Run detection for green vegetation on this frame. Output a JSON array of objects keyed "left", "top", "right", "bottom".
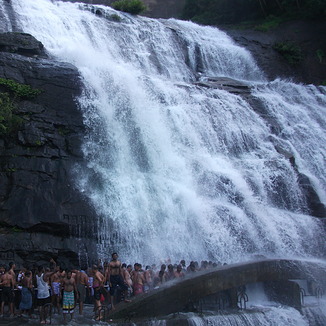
[
  {"left": 254, "top": 15, "right": 284, "bottom": 31},
  {"left": 0, "top": 78, "right": 41, "bottom": 136},
  {"left": 0, "top": 93, "right": 23, "bottom": 136},
  {"left": 0, "top": 78, "right": 42, "bottom": 99},
  {"left": 11, "top": 226, "right": 23, "bottom": 232},
  {"left": 316, "top": 49, "right": 325, "bottom": 63},
  {"left": 4, "top": 168, "right": 17, "bottom": 172},
  {"left": 0, "top": 222, "right": 23, "bottom": 232},
  {"left": 111, "top": 0, "right": 147, "bottom": 15},
  {"left": 109, "top": 13, "right": 122, "bottom": 22},
  {"left": 34, "top": 139, "right": 42, "bottom": 146},
  {"left": 182, "top": 0, "right": 326, "bottom": 27},
  {"left": 58, "top": 126, "right": 70, "bottom": 136},
  {"left": 273, "top": 41, "right": 303, "bottom": 65}
]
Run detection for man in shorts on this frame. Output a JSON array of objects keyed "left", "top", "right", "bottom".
[
  {"left": 36, "top": 266, "right": 54, "bottom": 324},
  {"left": 0, "top": 266, "right": 15, "bottom": 317},
  {"left": 50, "top": 266, "right": 62, "bottom": 314},
  {"left": 61, "top": 270, "right": 77, "bottom": 324},
  {"left": 108, "top": 253, "right": 130, "bottom": 308},
  {"left": 75, "top": 266, "right": 89, "bottom": 315}
]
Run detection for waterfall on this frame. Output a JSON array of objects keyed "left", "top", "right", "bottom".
[
  {"left": 187, "top": 307, "right": 313, "bottom": 326},
  {"left": 3, "top": 0, "right": 326, "bottom": 266}
]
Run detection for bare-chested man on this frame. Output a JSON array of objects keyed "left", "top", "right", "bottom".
[
  {"left": 0, "top": 267, "right": 15, "bottom": 317},
  {"left": 8, "top": 262, "right": 16, "bottom": 283},
  {"left": 75, "top": 266, "right": 89, "bottom": 315},
  {"left": 18, "top": 270, "right": 33, "bottom": 317},
  {"left": 157, "top": 264, "right": 168, "bottom": 284},
  {"left": 122, "top": 264, "right": 133, "bottom": 288},
  {"left": 166, "top": 264, "right": 175, "bottom": 281},
  {"left": 103, "top": 262, "right": 109, "bottom": 284},
  {"left": 121, "top": 263, "right": 133, "bottom": 299},
  {"left": 61, "top": 270, "right": 77, "bottom": 324},
  {"left": 51, "top": 266, "right": 62, "bottom": 314},
  {"left": 108, "top": 253, "right": 130, "bottom": 308},
  {"left": 174, "top": 264, "right": 185, "bottom": 278},
  {"left": 132, "top": 263, "right": 145, "bottom": 296},
  {"left": 8, "top": 262, "right": 16, "bottom": 315},
  {"left": 144, "top": 266, "right": 153, "bottom": 292}
]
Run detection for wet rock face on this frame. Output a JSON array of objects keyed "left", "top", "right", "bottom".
[
  {"left": 0, "top": 32, "right": 45, "bottom": 57},
  {"left": 0, "top": 32, "right": 98, "bottom": 268},
  {"left": 223, "top": 21, "right": 326, "bottom": 85}
]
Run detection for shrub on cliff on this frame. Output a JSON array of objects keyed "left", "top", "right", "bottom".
[
  {"left": 111, "top": 0, "right": 147, "bottom": 15},
  {"left": 0, "top": 78, "right": 41, "bottom": 135},
  {"left": 0, "top": 93, "right": 22, "bottom": 135},
  {"left": 0, "top": 78, "right": 41, "bottom": 99},
  {"left": 273, "top": 42, "right": 303, "bottom": 65}
]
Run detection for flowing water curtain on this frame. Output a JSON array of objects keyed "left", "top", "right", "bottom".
[
  {"left": 252, "top": 81, "right": 326, "bottom": 202},
  {"left": 8, "top": 0, "right": 326, "bottom": 264},
  {"left": 188, "top": 305, "right": 309, "bottom": 325}
]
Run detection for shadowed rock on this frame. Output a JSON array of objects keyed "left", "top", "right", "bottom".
[
  {"left": 0, "top": 32, "right": 46, "bottom": 57},
  {"left": 0, "top": 32, "right": 97, "bottom": 267}
]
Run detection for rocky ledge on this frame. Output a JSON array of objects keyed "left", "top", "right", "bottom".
[
  {"left": 0, "top": 33, "right": 97, "bottom": 268},
  {"left": 223, "top": 20, "right": 326, "bottom": 85}
]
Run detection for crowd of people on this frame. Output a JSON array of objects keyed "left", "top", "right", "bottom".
[{"left": 0, "top": 254, "right": 220, "bottom": 324}]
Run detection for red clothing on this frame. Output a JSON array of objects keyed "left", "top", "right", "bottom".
[{"left": 133, "top": 283, "right": 143, "bottom": 295}]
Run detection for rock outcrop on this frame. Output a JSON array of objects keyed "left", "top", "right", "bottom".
[
  {"left": 0, "top": 33, "right": 98, "bottom": 268},
  {"left": 223, "top": 21, "right": 326, "bottom": 85}
]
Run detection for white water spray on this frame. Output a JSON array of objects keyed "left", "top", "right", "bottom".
[{"left": 3, "top": 0, "right": 326, "bottom": 267}]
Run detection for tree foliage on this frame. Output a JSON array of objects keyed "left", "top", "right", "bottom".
[
  {"left": 273, "top": 41, "right": 303, "bottom": 65},
  {"left": 111, "top": 0, "right": 147, "bottom": 15},
  {"left": 182, "top": 0, "right": 326, "bottom": 25}
]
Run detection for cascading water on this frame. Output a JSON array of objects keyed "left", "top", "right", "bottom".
[
  {"left": 4, "top": 0, "right": 325, "bottom": 263},
  {"left": 1, "top": 0, "right": 326, "bottom": 323}
]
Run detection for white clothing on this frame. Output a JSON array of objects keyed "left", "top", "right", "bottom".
[{"left": 36, "top": 273, "right": 50, "bottom": 299}]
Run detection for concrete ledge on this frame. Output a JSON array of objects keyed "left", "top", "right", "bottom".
[{"left": 109, "top": 259, "right": 326, "bottom": 320}]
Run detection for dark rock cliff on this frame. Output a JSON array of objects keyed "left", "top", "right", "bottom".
[
  {"left": 223, "top": 21, "right": 326, "bottom": 85},
  {"left": 0, "top": 33, "right": 98, "bottom": 269}
]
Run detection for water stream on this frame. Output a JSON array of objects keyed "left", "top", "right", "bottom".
[
  {"left": 4, "top": 0, "right": 326, "bottom": 264},
  {"left": 1, "top": 0, "right": 326, "bottom": 324}
]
